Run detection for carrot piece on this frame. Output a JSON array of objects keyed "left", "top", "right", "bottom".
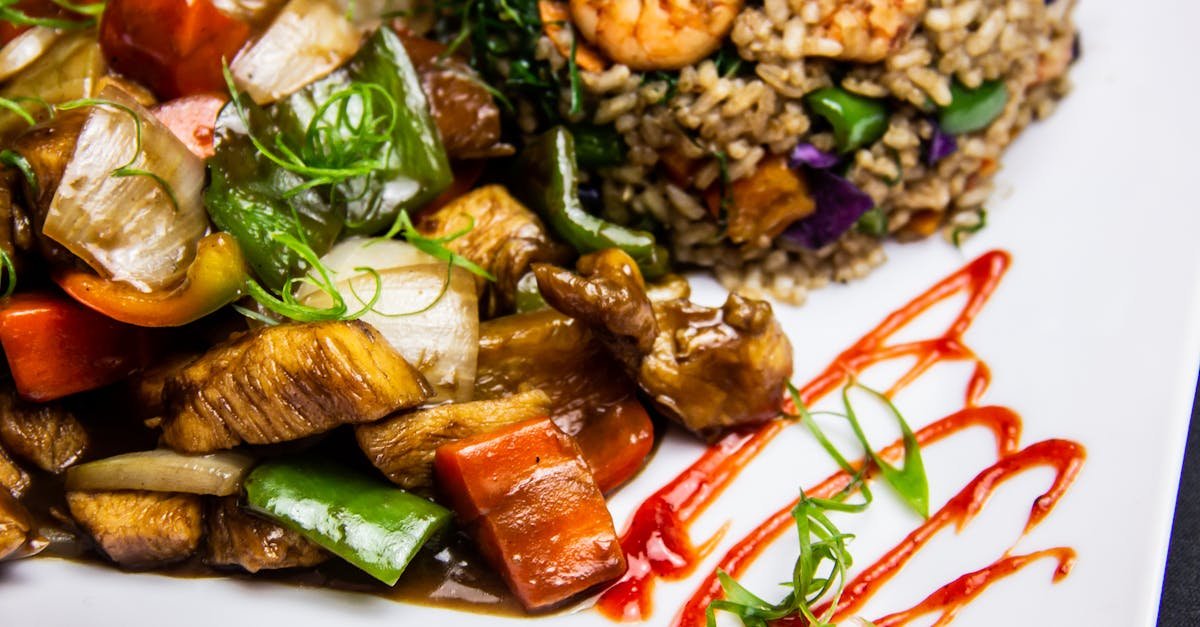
[
  {"left": 0, "top": 293, "right": 147, "bottom": 401},
  {"left": 151, "top": 94, "right": 228, "bottom": 159},
  {"left": 434, "top": 417, "right": 626, "bottom": 610},
  {"left": 100, "top": 0, "right": 251, "bottom": 99},
  {"left": 574, "top": 398, "right": 654, "bottom": 493}
]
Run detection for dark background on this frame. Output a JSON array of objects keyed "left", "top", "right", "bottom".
[{"left": 1157, "top": 374, "right": 1200, "bottom": 625}]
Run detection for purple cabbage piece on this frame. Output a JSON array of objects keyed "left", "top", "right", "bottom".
[
  {"left": 789, "top": 143, "right": 839, "bottom": 170},
  {"left": 926, "top": 124, "right": 958, "bottom": 166},
  {"left": 781, "top": 168, "right": 874, "bottom": 250}
]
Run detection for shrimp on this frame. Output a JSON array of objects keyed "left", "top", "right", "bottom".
[
  {"left": 569, "top": 0, "right": 744, "bottom": 71},
  {"left": 805, "top": 0, "right": 926, "bottom": 63}
]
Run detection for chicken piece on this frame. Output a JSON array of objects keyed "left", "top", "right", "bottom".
[
  {"left": 66, "top": 490, "right": 203, "bottom": 568},
  {"left": 0, "top": 389, "right": 88, "bottom": 473},
  {"left": 205, "top": 496, "right": 328, "bottom": 573},
  {"left": 804, "top": 0, "right": 926, "bottom": 63},
  {"left": 532, "top": 249, "right": 659, "bottom": 370},
  {"left": 396, "top": 31, "right": 510, "bottom": 160},
  {"left": 534, "top": 249, "right": 794, "bottom": 437},
  {"left": 420, "top": 185, "right": 571, "bottom": 317},
  {"left": 476, "top": 310, "right": 634, "bottom": 434},
  {"left": 476, "top": 311, "right": 654, "bottom": 492},
  {"left": 0, "top": 444, "right": 29, "bottom": 497},
  {"left": 356, "top": 390, "right": 553, "bottom": 492},
  {"left": 9, "top": 108, "right": 88, "bottom": 268},
  {"left": 0, "top": 489, "right": 44, "bottom": 561},
  {"left": 160, "top": 321, "right": 432, "bottom": 453}
]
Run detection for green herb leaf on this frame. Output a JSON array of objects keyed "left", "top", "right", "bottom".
[
  {"left": 384, "top": 209, "right": 495, "bottom": 281},
  {"left": 839, "top": 382, "right": 929, "bottom": 518},
  {"left": 709, "top": 382, "right": 929, "bottom": 626},
  {"left": 0, "top": 0, "right": 98, "bottom": 30},
  {"left": 0, "top": 248, "right": 16, "bottom": 297},
  {"left": 242, "top": 231, "right": 381, "bottom": 323},
  {"left": 951, "top": 208, "right": 987, "bottom": 247},
  {"left": 0, "top": 149, "right": 36, "bottom": 196},
  {"left": 55, "top": 97, "right": 181, "bottom": 212}
]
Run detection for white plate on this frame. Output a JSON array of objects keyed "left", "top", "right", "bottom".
[{"left": 3, "top": 0, "right": 1199, "bottom": 625}]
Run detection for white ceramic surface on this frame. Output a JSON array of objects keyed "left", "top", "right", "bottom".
[{"left": 3, "top": 0, "right": 1199, "bottom": 625}]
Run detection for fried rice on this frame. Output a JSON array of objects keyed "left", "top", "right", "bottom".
[{"left": 534, "top": 0, "right": 1078, "bottom": 304}]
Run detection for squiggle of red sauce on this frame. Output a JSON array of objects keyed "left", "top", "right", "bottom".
[
  {"left": 596, "top": 250, "right": 1087, "bottom": 626},
  {"left": 871, "top": 547, "right": 1076, "bottom": 627}
]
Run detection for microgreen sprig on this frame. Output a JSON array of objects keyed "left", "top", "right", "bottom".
[
  {"left": 708, "top": 382, "right": 929, "bottom": 626},
  {"left": 243, "top": 231, "right": 384, "bottom": 324},
  {"left": 0, "top": 95, "right": 180, "bottom": 211},
  {"left": 221, "top": 65, "right": 401, "bottom": 201},
  {"left": 382, "top": 209, "right": 495, "bottom": 281},
  {"left": 56, "top": 98, "right": 182, "bottom": 212},
  {"left": 0, "top": 149, "right": 36, "bottom": 195},
  {"left": 0, "top": 248, "right": 16, "bottom": 298}
]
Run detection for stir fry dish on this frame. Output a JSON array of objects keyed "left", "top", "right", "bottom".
[{"left": 0, "top": 0, "right": 1077, "bottom": 620}]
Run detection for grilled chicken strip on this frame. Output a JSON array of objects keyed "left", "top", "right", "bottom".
[
  {"left": 160, "top": 321, "right": 432, "bottom": 453},
  {"left": 205, "top": 497, "right": 328, "bottom": 573},
  {"left": 534, "top": 249, "right": 794, "bottom": 437},
  {"left": 0, "top": 389, "right": 88, "bottom": 473},
  {"left": 356, "top": 389, "right": 553, "bottom": 491},
  {"left": 420, "top": 185, "right": 570, "bottom": 317},
  {"left": 66, "top": 490, "right": 203, "bottom": 568}
]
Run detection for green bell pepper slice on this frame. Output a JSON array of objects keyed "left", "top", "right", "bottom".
[
  {"left": 276, "top": 28, "right": 452, "bottom": 235},
  {"left": 805, "top": 87, "right": 889, "bottom": 154},
  {"left": 205, "top": 28, "right": 451, "bottom": 291},
  {"left": 939, "top": 80, "right": 1009, "bottom": 135},
  {"left": 516, "top": 126, "right": 667, "bottom": 279},
  {"left": 244, "top": 457, "right": 451, "bottom": 586}
]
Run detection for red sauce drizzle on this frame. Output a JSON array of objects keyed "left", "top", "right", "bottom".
[
  {"left": 597, "top": 250, "right": 1085, "bottom": 625},
  {"left": 871, "top": 547, "right": 1076, "bottom": 627}
]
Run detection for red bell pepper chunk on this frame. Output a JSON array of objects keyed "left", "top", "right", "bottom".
[
  {"left": 574, "top": 398, "right": 654, "bottom": 494},
  {"left": 151, "top": 94, "right": 228, "bottom": 159},
  {"left": 434, "top": 417, "right": 627, "bottom": 610},
  {"left": 0, "top": 293, "right": 147, "bottom": 401},
  {"left": 100, "top": 0, "right": 251, "bottom": 99}
]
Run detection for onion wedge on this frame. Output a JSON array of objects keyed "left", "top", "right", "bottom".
[
  {"left": 44, "top": 86, "right": 208, "bottom": 292},
  {"left": 65, "top": 450, "right": 254, "bottom": 496},
  {"left": 230, "top": 0, "right": 361, "bottom": 104},
  {"left": 0, "top": 27, "right": 61, "bottom": 83},
  {"left": 302, "top": 241, "right": 479, "bottom": 403}
]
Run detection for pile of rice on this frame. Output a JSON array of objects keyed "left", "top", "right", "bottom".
[{"left": 535, "top": 0, "right": 1077, "bottom": 304}]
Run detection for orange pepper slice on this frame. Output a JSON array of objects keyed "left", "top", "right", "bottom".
[{"left": 55, "top": 232, "right": 249, "bottom": 328}]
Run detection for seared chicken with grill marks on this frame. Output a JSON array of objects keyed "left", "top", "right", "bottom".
[{"left": 160, "top": 321, "right": 432, "bottom": 453}]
